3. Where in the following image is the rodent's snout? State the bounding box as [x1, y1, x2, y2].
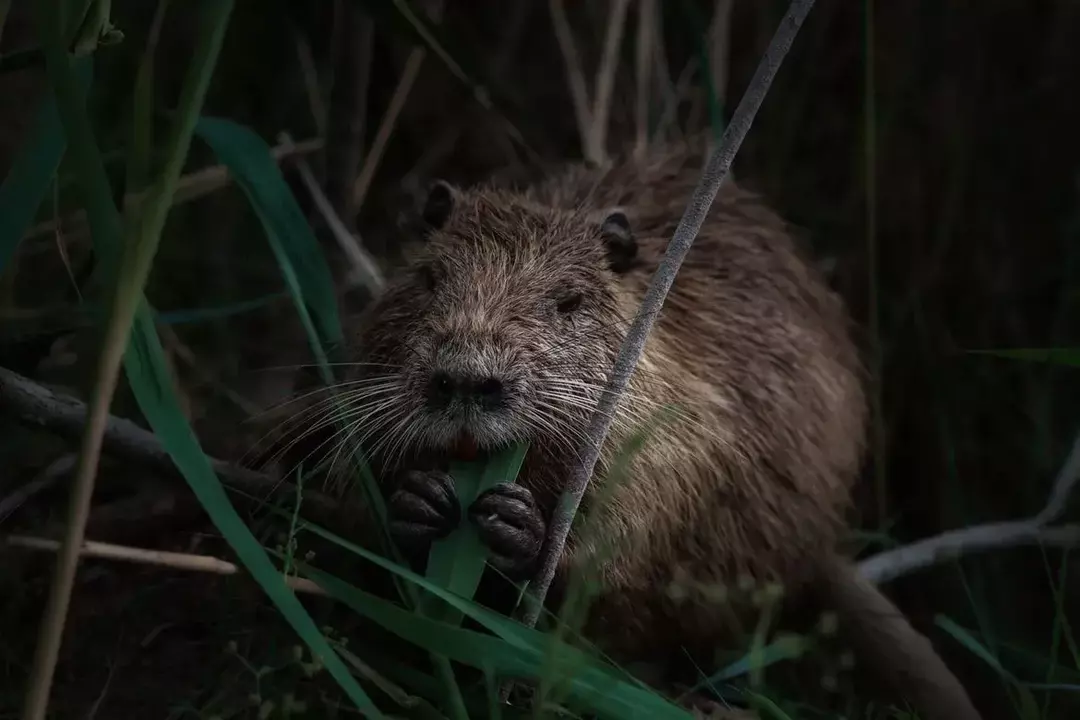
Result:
[425, 369, 507, 411]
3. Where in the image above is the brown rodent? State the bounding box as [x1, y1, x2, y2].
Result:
[325, 138, 981, 719]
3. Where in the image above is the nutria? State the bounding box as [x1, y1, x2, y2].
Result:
[302, 138, 980, 719]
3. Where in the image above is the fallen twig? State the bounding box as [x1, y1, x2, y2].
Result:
[858, 431, 1080, 584]
[0, 365, 339, 517]
[5, 534, 327, 596]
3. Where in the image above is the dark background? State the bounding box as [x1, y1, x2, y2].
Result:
[2, 1, 1079, 717]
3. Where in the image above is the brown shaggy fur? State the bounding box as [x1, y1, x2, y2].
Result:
[330, 138, 980, 719]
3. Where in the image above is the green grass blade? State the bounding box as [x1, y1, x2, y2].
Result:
[935, 615, 1014, 679]
[31, 3, 383, 715]
[422, 442, 529, 622]
[190, 115, 384, 521]
[936, 615, 1040, 719]
[291, 509, 664, 697]
[192, 116, 342, 366]
[689, 635, 810, 693]
[743, 690, 796, 720]
[0, 58, 91, 275]
[124, 323, 387, 720]
[296, 561, 693, 720]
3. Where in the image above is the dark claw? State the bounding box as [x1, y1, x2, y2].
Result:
[468, 483, 546, 579]
[387, 469, 461, 549]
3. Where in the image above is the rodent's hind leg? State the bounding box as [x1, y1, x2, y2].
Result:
[387, 469, 461, 551]
[468, 483, 546, 580]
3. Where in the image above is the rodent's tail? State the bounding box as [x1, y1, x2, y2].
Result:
[815, 554, 983, 720]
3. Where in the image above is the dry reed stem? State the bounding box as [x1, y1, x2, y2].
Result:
[351, 0, 445, 214]
[400, 0, 535, 188]
[518, 0, 819, 633]
[278, 132, 384, 294]
[5, 534, 328, 596]
[0, 455, 76, 525]
[293, 32, 326, 137]
[634, 0, 655, 162]
[24, 138, 323, 245]
[349, 50, 424, 212]
[325, 1, 374, 222]
[549, 0, 597, 163]
[157, 322, 263, 417]
[654, 57, 700, 143]
[589, 0, 631, 164]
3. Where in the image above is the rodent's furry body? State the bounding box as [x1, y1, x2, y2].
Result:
[326, 138, 980, 719]
[517, 149, 865, 657]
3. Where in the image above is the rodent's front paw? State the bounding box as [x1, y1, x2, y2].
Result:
[388, 469, 461, 549]
[467, 483, 546, 579]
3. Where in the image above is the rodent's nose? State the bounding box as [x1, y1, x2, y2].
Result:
[426, 371, 506, 410]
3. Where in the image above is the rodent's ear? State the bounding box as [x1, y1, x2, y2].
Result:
[398, 179, 456, 240]
[420, 180, 455, 231]
[600, 210, 637, 274]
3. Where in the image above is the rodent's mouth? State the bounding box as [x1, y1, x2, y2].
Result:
[412, 406, 520, 456]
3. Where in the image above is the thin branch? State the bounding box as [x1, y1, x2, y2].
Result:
[1035, 430, 1080, 526]
[23, 138, 324, 245]
[278, 132, 385, 295]
[857, 521, 1080, 586]
[0, 365, 339, 518]
[588, 0, 631, 164]
[549, 0, 597, 164]
[859, 429, 1080, 584]
[5, 534, 328, 596]
[521, 0, 818, 627]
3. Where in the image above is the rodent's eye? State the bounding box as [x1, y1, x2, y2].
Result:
[555, 292, 583, 314]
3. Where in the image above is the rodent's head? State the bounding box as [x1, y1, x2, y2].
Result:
[352, 180, 640, 462]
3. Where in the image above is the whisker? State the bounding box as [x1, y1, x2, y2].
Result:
[267, 395, 403, 481]
[242, 385, 402, 467]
